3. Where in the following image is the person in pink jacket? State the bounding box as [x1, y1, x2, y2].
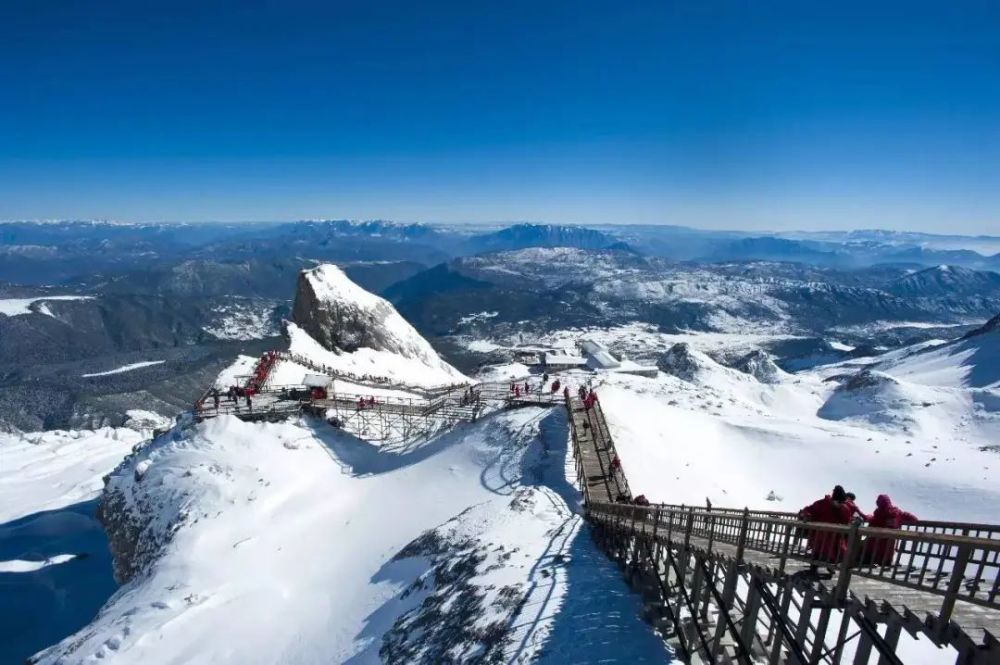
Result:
[860, 494, 918, 567]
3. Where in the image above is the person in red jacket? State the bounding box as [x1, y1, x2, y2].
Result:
[799, 485, 853, 563]
[845, 492, 872, 525]
[860, 494, 918, 567]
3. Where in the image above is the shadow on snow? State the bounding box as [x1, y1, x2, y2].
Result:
[0, 500, 117, 665]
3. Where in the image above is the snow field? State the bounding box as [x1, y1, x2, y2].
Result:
[0, 295, 93, 317]
[0, 427, 149, 523]
[33, 406, 671, 664]
[595, 328, 1000, 524]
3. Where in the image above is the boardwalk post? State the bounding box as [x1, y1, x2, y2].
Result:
[768, 579, 798, 665]
[707, 511, 717, 553]
[740, 575, 762, 656]
[684, 506, 695, 550]
[735, 507, 750, 565]
[665, 505, 674, 546]
[778, 520, 794, 574]
[937, 542, 972, 632]
[835, 522, 860, 603]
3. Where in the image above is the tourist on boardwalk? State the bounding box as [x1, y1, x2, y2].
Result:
[514, 385, 521, 397]
[860, 495, 918, 567]
[798, 485, 853, 562]
[245, 394, 252, 412]
[542, 373, 549, 384]
[357, 396, 365, 411]
[524, 380, 530, 394]
[845, 492, 871, 525]
[212, 390, 220, 411]
[563, 386, 570, 400]
[367, 396, 375, 407]
[578, 385, 587, 400]
[551, 379, 560, 393]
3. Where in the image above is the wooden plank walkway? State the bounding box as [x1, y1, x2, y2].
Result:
[675, 530, 1000, 646]
[568, 401, 1000, 662]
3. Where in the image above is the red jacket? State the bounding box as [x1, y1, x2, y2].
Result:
[861, 494, 917, 566]
[845, 500, 871, 522]
[868, 495, 917, 529]
[799, 496, 852, 562]
[800, 496, 852, 525]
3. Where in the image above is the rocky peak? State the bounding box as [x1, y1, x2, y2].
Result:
[733, 349, 783, 384]
[658, 343, 702, 381]
[290, 264, 439, 362]
[840, 369, 899, 392]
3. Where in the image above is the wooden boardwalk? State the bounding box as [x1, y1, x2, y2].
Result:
[566, 398, 1000, 664]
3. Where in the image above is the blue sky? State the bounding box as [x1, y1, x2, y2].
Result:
[1, 1, 998, 232]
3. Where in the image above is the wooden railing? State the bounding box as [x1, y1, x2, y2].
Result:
[587, 502, 1000, 621]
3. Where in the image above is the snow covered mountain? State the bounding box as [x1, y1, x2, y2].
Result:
[393, 249, 999, 347]
[27, 275, 668, 664]
[282, 264, 467, 387]
[463, 223, 617, 254]
[887, 264, 1000, 297]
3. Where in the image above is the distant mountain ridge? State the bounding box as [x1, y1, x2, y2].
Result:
[464, 223, 617, 254]
[888, 265, 1000, 297]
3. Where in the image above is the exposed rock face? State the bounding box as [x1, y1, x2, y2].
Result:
[97, 426, 193, 584]
[657, 342, 702, 381]
[840, 369, 899, 393]
[98, 448, 177, 584]
[733, 349, 783, 384]
[291, 264, 442, 362]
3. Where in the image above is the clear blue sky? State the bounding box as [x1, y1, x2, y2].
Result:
[2, 1, 998, 232]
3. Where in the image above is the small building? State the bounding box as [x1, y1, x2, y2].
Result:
[578, 339, 621, 369]
[303, 373, 331, 388]
[542, 352, 588, 372]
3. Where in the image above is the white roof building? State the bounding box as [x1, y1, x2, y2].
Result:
[302, 373, 331, 388]
[579, 338, 621, 369]
[543, 352, 588, 368]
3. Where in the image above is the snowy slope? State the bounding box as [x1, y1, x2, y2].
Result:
[0, 425, 159, 524]
[33, 409, 670, 664]
[271, 322, 467, 390]
[876, 315, 1000, 390]
[596, 325, 1000, 523]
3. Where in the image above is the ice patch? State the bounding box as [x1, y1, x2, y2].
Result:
[466, 339, 501, 353]
[0, 554, 77, 573]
